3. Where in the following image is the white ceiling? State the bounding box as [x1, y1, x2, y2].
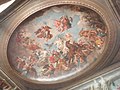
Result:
[0, 0, 15, 13]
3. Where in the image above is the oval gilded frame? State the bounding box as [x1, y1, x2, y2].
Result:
[0, 0, 118, 89]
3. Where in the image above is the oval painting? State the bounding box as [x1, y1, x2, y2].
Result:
[7, 5, 108, 81]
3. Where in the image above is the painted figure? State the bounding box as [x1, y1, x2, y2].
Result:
[54, 15, 72, 32]
[35, 25, 53, 41]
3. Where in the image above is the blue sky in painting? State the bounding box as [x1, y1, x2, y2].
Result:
[32, 6, 83, 51]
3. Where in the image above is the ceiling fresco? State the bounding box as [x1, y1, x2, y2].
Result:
[7, 5, 108, 81]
